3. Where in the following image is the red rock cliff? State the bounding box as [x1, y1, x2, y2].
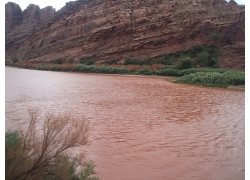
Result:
[5, 0, 245, 70]
[5, 2, 55, 56]
[22, 4, 55, 23]
[5, 2, 23, 32]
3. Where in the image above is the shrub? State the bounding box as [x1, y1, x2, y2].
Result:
[124, 57, 138, 65]
[5, 110, 99, 180]
[189, 45, 204, 57]
[137, 66, 153, 75]
[156, 55, 177, 65]
[210, 33, 219, 42]
[175, 72, 228, 87]
[80, 59, 95, 65]
[86, 59, 95, 65]
[36, 65, 48, 71]
[141, 58, 156, 65]
[5, 60, 12, 65]
[50, 65, 61, 71]
[177, 68, 229, 76]
[156, 66, 178, 76]
[56, 58, 63, 64]
[175, 71, 245, 87]
[177, 57, 194, 70]
[12, 57, 19, 64]
[197, 51, 210, 67]
[80, 59, 86, 64]
[209, 57, 220, 68]
[74, 64, 127, 74]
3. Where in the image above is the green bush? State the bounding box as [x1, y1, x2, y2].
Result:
[175, 71, 245, 87]
[177, 57, 194, 70]
[80, 59, 86, 64]
[156, 66, 178, 76]
[177, 68, 230, 76]
[208, 57, 220, 68]
[56, 58, 63, 64]
[5, 61, 12, 65]
[197, 51, 210, 67]
[210, 33, 219, 42]
[36, 65, 48, 71]
[196, 50, 220, 68]
[12, 57, 19, 64]
[124, 57, 138, 65]
[80, 59, 95, 65]
[137, 66, 153, 75]
[50, 65, 61, 71]
[156, 56, 178, 65]
[188, 45, 204, 57]
[74, 64, 127, 74]
[86, 59, 95, 65]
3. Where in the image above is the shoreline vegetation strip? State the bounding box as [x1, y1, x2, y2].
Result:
[5, 63, 245, 89]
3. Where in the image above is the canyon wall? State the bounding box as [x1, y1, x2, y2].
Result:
[5, 0, 245, 70]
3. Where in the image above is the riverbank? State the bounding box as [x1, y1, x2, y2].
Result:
[5, 62, 245, 89]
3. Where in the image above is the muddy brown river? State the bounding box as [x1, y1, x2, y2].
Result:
[5, 67, 245, 180]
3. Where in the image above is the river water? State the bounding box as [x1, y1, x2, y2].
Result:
[5, 67, 245, 180]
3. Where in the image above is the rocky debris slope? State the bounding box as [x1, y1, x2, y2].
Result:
[5, 0, 244, 70]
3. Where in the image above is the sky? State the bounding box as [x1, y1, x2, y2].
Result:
[4, 0, 246, 11]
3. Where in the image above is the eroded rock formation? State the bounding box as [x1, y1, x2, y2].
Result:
[5, 0, 245, 70]
[5, 2, 23, 31]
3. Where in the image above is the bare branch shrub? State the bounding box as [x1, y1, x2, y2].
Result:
[5, 110, 98, 180]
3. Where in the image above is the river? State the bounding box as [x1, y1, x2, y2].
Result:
[5, 66, 245, 180]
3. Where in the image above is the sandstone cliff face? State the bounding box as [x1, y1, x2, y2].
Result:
[5, 3, 55, 57]
[5, 0, 245, 70]
[5, 2, 22, 32]
[22, 4, 55, 24]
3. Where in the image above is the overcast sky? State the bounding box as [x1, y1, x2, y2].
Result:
[4, 0, 245, 11]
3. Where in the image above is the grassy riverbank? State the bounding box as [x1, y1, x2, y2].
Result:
[6, 61, 244, 88]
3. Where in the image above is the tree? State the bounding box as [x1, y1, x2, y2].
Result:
[177, 57, 194, 70]
[197, 51, 210, 67]
[5, 109, 99, 180]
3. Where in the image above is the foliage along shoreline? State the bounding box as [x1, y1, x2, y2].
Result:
[6, 43, 245, 89]
[5, 61, 245, 89]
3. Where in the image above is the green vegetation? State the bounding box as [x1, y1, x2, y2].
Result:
[175, 71, 245, 87]
[75, 64, 128, 74]
[6, 41, 245, 88]
[155, 65, 179, 76]
[210, 33, 219, 44]
[136, 66, 153, 75]
[177, 57, 194, 70]
[156, 66, 244, 87]
[124, 57, 138, 65]
[124, 55, 179, 66]
[80, 59, 95, 65]
[12, 57, 19, 64]
[123, 43, 220, 68]
[56, 58, 63, 64]
[5, 111, 99, 180]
